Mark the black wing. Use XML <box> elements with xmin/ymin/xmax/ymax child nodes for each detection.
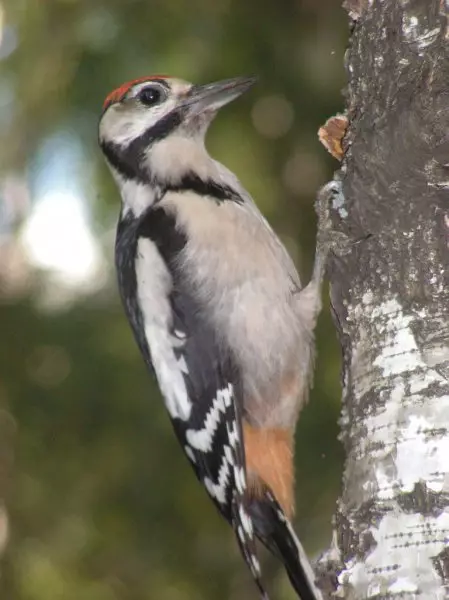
<box><xmin>116</xmin><ymin>204</ymin><xmax>268</xmax><ymax>598</ymax></box>
<box><xmin>168</xmin><ymin>287</ymin><xmax>267</xmax><ymax>598</ymax></box>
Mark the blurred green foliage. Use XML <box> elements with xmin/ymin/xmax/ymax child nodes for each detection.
<box><xmin>0</xmin><ymin>0</ymin><xmax>347</xmax><ymax>598</ymax></box>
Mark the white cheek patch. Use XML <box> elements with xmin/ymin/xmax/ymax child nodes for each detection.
<box><xmin>100</xmin><ymin>96</ymin><xmax>179</xmax><ymax>148</ymax></box>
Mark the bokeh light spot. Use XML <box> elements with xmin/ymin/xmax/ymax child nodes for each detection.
<box><xmin>251</xmin><ymin>95</ymin><xmax>294</xmax><ymax>139</ymax></box>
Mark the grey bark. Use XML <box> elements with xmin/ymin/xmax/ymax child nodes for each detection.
<box><xmin>317</xmin><ymin>1</ymin><xmax>449</xmax><ymax>598</ymax></box>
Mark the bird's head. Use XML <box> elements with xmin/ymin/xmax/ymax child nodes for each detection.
<box><xmin>99</xmin><ymin>75</ymin><xmax>256</xmax><ymax>185</ymax></box>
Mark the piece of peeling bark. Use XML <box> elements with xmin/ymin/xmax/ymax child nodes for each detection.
<box><xmin>318</xmin><ymin>114</ymin><xmax>348</xmax><ymax>162</ymax></box>
<box><xmin>316</xmin><ymin>0</ymin><xmax>449</xmax><ymax>598</ymax></box>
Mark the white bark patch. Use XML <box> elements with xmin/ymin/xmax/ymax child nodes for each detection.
<box><xmin>342</xmin><ymin>511</ymin><xmax>449</xmax><ymax>597</ymax></box>
<box><xmin>372</xmin><ymin>301</ymin><xmax>420</xmax><ymax>376</ymax></box>
<box><xmin>329</xmin><ymin>180</ymin><xmax>348</xmax><ymax>219</ymax></box>
<box><xmin>402</xmin><ymin>13</ymin><xmax>440</xmax><ymax>52</ymax></box>
<box><xmin>338</xmin><ymin>293</ymin><xmax>449</xmax><ymax>597</ymax></box>
<box><xmin>351</xmin><ymin>298</ymin><xmax>449</xmax><ymax>498</ymax></box>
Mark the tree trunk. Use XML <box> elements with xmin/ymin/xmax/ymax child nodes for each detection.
<box><xmin>319</xmin><ymin>0</ymin><xmax>449</xmax><ymax>597</ymax></box>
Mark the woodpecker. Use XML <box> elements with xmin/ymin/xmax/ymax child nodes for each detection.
<box><xmin>98</xmin><ymin>75</ymin><xmax>328</xmax><ymax>600</ymax></box>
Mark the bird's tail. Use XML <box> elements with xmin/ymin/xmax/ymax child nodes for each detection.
<box><xmin>231</xmin><ymin>497</ymin><xmax>270</xmax><ymax>600</ymax></box>
<box><xmin>247</xmin><ymin>488</ymin><xmax>323</xmax><ymax>600</ymax></box>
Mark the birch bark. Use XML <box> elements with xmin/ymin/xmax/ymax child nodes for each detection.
<box><xmin>318</xmin><ymin>1</ymin><xmax>449</xmax><ymax>597</ymax></box>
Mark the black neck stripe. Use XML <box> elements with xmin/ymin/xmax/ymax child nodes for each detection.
<box><xmin>100</xmin><ymin>109</ymin><xmax>184</xmax><ymax>182</ymax></box>
<box><xmin>165</xmin><ymin>171</ymin><xmax>244</xmax><ymax>204</ymax></box>
<box><xmin>101</xmin><ymin>109</ymin><xmax>244</xmax><ymax>205</ymax></box>
<box><xmin>137</xmin><ymin>206</ymin><xmax>187</xmax><ymax>264</ymax></box>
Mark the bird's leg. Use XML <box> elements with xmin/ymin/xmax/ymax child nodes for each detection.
<box><xmin>298</xmin><ymin>179</ymin><xmax>349</xmax><ymax>328</ymax></box>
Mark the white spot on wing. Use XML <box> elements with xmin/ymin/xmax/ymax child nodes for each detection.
<box><xmin>251</xmin><ymin>555</ymin><xmax>261</xmax><ymax>575</ymax></box>
<box><xmin>222</xmin><ymin>384</ymin><xmax>233</xmax><ymax>407</ymax></box>
<box><xmin>177</xmin><ymin>355</ymin><xmax>189</xmax><ymax>374</ymax></box>
<box><xmin>239</xmin><ymin>505</ymin><xmax>254</xmax><ymax>537</ymax></box>
<box><xmin>135</xmin><ymin>238</ymin><xmax>192</xmax><ymax>421</ymax></box>
<box><xmin>234</xmin><ymin>466</ymin><xmax>246</xmax><ymax>494</ymax></box>
<box><xmin>237</xmin><ymin>525</ymin><xmax>245</xmax><ymax>541</ymax></box>
<box><xmin>204</xmin><ymin>451</ymin><xmax>231</xmax><ymax>504</ymax></box>
<box><xmin>224</xmin><ymin>445</ymin><xmax>234</xmax><ymax>465</ymax></box>
<box><xmin>184</xmin><ymin>446</ymin><xmax>196</xmax><ymax>463</ymax></box>
<box><xmin>185</xmin><ymin>384</ymin><xmax>233</xmax><ymax>452</ymax></box>
<box><xmin>227</xmin><ymin>421</ymin><xmax>239</xmax><ymax>448</ymax></box>
<box><xmin>145</xmin><ymin>325</ymin><xmax>192</xmax><ymax>420</ymax></box>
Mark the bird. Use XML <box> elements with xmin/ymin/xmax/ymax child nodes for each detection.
<box><xmin>98</xmin><ymin>74</ymin><xmax>327</xmax><ymax>600</ymax></box>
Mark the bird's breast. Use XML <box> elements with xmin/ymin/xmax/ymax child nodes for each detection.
<box><xmin>161</xmin><ymin>192</ymin><xmax>310</xmax><ymax>426</ymax></box>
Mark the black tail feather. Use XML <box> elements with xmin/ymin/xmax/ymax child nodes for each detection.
<box><xmin>231</xmin><ymin>496</ymin><xmax>270</xmax><ymax>600</ymax></box>
<box><xmin>248</xmin><ymin>489</ymin><xmax>323</xmax><ymax>600</ymax></box>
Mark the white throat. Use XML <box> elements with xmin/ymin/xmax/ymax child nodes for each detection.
<box><xmin>145</xmin><ymin>133</ymin><xmax>219</xmax><ymax>183</ymax></box>
<box><xmin>115</xmin><ymin>133</ymin><xmax>223</xmax><ymax>218</ymax></box>
<box><xmin>117</xmin><ymin>176</ymin><xmax>159</xmax><ymax>218</ymax></box>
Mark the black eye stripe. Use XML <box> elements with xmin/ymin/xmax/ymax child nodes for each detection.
<box><xmin>100</xmin><ymin>109</ymin><xmax>184</xmax><ymax>181</ymax></box>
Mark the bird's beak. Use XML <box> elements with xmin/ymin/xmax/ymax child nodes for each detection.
<box><xmin>183</xmin><ymin>76</ymin><xmax>257</xmax><ymax>114</ymax></box>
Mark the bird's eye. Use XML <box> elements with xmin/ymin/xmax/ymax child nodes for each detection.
<box><xmin>138</xmin><ymin>86</ymin><xmax>163</xmax><ymax>107</ymax></box>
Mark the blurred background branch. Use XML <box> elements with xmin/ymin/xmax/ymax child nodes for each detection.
<box><xmin>0</xmin><ymin>1</ymin><xmax>346</xmax><ymax>598</ymax></box>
